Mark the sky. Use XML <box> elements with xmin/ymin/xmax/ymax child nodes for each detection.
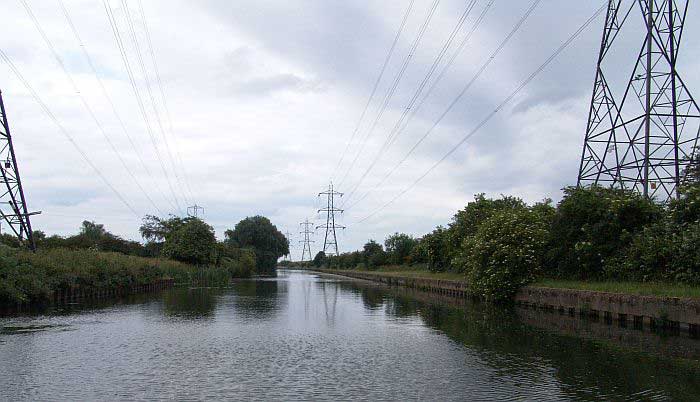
<box><xmin>1</xmin><ymin>0</ymin><xmax>699</xmax><ymax>256</ymax></box>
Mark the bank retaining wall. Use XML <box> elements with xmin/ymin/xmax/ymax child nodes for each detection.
<box><xmin>318</xmin><ymin>269</ymin><xmax>700</xmax><ymax>336</ymax></box>
<box><xmin>50</xmin><ymin>278</ymin><xmax>175</xmax><ymax>304</ymax></box>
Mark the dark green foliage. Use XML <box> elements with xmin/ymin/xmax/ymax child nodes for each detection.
<box><xmin>161</xmin><ymin>218</ymin><xmax>217</xmax><ymax>265</ymax></box>
<box><xmin>546</xmin><ymin>186</ymin><xmax>662</xmax><ymax>280</ymax></box>
<box><xmin>424</xmin><ymin>227</ymin><xmax>450</xmax><ymax>272</ymax></box>
<box><xmin>224</xmin><ymin>216</ymin><xmax>289</xmax><ymax>274</ymax></box>
<box><xmin>0</xmin><ymin>245</ymin><xmax>182</xmax><ymax>304</ymax></box>
<box><xmin>408</xmin><ymin>237</ymin><xmax>429</xmax><ymax>264</ymax></box>
<box><xmin>0</xmin><ymin>233</ymin><xmax>21</xmax><ymax>248</ymax></box>
<box><xmin>669</xmin><ymin>184</ymin><xmax>700</xmax><ymax>225</ymax></box>
<box><xmin>455</xmin><ymin>207</ymin><xmax>550</xmax><ymax>302</ymax></box>
<box><xmin>326</xmin><ymin>250</ymin><xmax>363</xmax><ymax>269</ymax></box>
<box><xmin>384</xmin><ymin>233</ymin><xmax>417</xmax><ymax>265</ymax></box>
<box><xmin>217</xmin><ymin>247</ymin><xmax>256</xmax><ymax>278</ymax></box>
<box><xmin>318</xmin><ymin>183</ymin><xmax>700</xmax><ymax>300</ymax></box>
<box><xmin>362</xmin><ymin>240</ymin><xmax>386</xmax><ymax>269</ymax></box>
<box><xmin>313</xmin><ymin>251</ymin><xmax>327</xmax><ymax>268</ymax></box>
<box><xmin>38</xmin><ymin>221</ymin><xmax>152</xmax><ymax>257</ymax></box>
<box><xmin>605</xmin><ymin>220</ymin><xmax>700</xmax><ymax>285</ymax></box>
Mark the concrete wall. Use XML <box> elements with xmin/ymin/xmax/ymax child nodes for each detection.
<box><xmin>318</xmin><ymin>269</ymin><xmax>700</xmax><ymax>336</ymax></box>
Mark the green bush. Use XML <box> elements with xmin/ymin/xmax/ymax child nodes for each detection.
<box><xmin>362</xmin><ymin>240</ymin><xmax>386</xmax><ymax>269</ymax></box>
<box><xmin>0</xmin><ymin>246</ymin><xmax>187</xmax><ymax>304</ymax></box>
<box><xmin>162</xmin><ymin>218</ymin><xmax>217</xmax><ymax>265</ymax></box>
<box><xmin>313</xmin><ymin>251</ymin><xmax>327</xmax><ymax>268</ymax></box>
<box><xmin>605</xmin><ymin>221</ymin><xmax>700</xmax><ymax>284</ymax></box>
<box><xmin>455</xmin><ymin>207</ymin><xmax>550</xmax><ymax>302</ymax></box>
<box><xmin>424</xmin><ymin>227</ymin><xmax>450</xmax><ymax>272</ymax></box>
<box><xmin>546</xmin><ymin>186</ymin><xmax>662</xmax><ymax>280</ymax></box>
<box><xmin>384</xmin><ymin>233</ymin><xmax>417</xmax><ymax>265</ymax></box>
<box><xmin>440</xmin><ymin>194</ymin><xmax>529</xmax><ymax>272</ymax></box>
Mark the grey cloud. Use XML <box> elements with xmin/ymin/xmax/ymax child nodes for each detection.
<box><xmin>228</xmin><ymin>73</ymin><xmax>323</xmax><ymax>97</ymax></box>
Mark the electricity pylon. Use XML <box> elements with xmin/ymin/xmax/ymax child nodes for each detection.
<box><xmin>317</xmin><ymin>182</ymin><xmax>345</xmax><ymax>256</ymax></box>
<box><xmin>578</xmin><ymin>0</ymin><xmax>700</xmax><ymax>201</ymax></box>
<box><xmin>0</xmin><ymin>90</ymin><xmax>38</xmax><ymax>250</ymax></box>
<box><xmin>299</xmin><ymin>219</ymin><xmax>314</xmax><ymax>262</ymax></box>
<box><xmin>187</xmin><ymin>204</ymin><xmax>204</xmax><ymax>218</ymax></box>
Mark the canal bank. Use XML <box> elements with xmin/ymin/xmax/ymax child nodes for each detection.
<box><xmin>316</xmin><ymin>269</ymin><xmax>700</xmax><ymax>337</ymax></box>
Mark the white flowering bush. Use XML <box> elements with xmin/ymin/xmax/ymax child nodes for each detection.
<box><xmin>455</xmin><ymin>208</ymin><xmax>550</xmax><ymax>302</ymax></box>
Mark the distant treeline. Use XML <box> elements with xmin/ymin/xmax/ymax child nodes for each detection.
<box><xmin>317</xmin><ymin>156</ymin><xmax>700</xmax><ymax>302</ymax></box>
<box><xmin>0</xmin><ymin>214</ymin><xmax>289</xmax><ymax>304</ymax></box>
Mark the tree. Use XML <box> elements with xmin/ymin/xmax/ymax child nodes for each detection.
<box><xmin>224</xmin><ymin>216</ymin><xmax>289</xmax><ymax>274</ymax></box>
<box><xmin>384</xmin><ymin>233</ymin><xmax>417</xmax><ymax>265</ymax></box>
<box><xmin>161</xmin><ymin>218</ymin><xmax>216</xmax><ymax>265</ymax></box>
<box><xmin>140</xmin><ymin>215</ymin><xmax>188</xmax><ymax>243</ymax></box>
<box><xmin>313</xmin><ymin>251</ymin><xmax>327</xmax><ymax>268</ymax></box>
<box><xmin>423</xmin><ymin>227</ymin><xmax>450</xmax><ymax>272</ymax></box>
<box><xmin>362</xmin><ymin>240</ymin><xmax>386</xmax><ymax>269</ymax></box>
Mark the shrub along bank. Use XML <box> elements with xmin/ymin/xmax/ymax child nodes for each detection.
<box><xmin>0</xmin><ymin>213</ymin><xmax>289</xmax><ymax>305</ymax></box>
<box><xmin>319</xmin><ymin>182</ymin><xmax>700</xmax><ymax>302</ymax></box>
<box><xmin>0</xmin><ymin>245</ymin><xmax>257</xmax><ymax>304</ymax></box>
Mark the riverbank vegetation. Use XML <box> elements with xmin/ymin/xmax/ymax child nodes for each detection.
<box><xmin>318</xmin><ymin>172</ymin><xmax>700</xmax><ymax>302</ymax></box>
<box><xmin>0</xmin><ymin>214</ymin><xmax>288</xmax><ymax>305</ymax></box>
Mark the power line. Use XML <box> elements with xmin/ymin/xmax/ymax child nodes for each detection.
<box><xmin>337</xmin><ymin>0</ymin><xmax>441</xmax><ymax>189</ymax></box>
<box><xmin>355</xmin><ymin>3</ymin><xmax>607</xmax><ymax>223</ymax></box>
<box><xmin>119</xmin><ymin>0</ymin><xmax>189</xmax><ymax>207</ymax></box>
<box><xmin>103</xmin><ymin>0</ymin><xmax>184</xmax><ymax>214</ymax></box>
<box><xmin>20</xmin><ymin>0</ymin><xmax>154</xmax><ymax>217</ymax></box>
<box><xmin>341</xmin><ymin>0</ymin><xmax>481</xmax><ymax>207</ymax></box>
<box><xmin>330</xmin><ymin>0</ymin><xmax>415</xmax><ymax>181</ymax></box>
<box><xmin>136</xmin><ymin>0</ymin><xmax>197</xmax><ymax>203</ymax></box>
<box><xmin>0</xmin><ymin>49</ymin><xmax>140</xmax><ymax>217</ymax></box>
<box><xmin>347</xmin><ymin>0</ymin><xmax>541</xmax><ymax>211</ymax></box>
<box><xmin>52</xmin><ymin>0</ymin><xmax>168</xmax><ymax>216</ymax></box>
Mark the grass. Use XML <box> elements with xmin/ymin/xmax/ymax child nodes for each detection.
<box><xmin>324</xmin><ymin>265</ymin><xmax>467</xmax><ymax>282</ymax></box>
<box><xmin>0</xmin><ymin>245</ymin><xmax>250</xmax><ymax>304</ymax></box>
<box><xmin>532</xmin><ymin>279</ymin><xmax>700</xmax><ymax>299</ymax></box>
<box><xmin>323</xmin><ymin>265</ymin><xmax>700</xmax><ymax>299</ymax></box>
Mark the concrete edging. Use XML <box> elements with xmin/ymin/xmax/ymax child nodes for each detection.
<box><xmin>317</xmin><ymin>269</ymin><xmax>700</xmax><ymax>334</ymax></box>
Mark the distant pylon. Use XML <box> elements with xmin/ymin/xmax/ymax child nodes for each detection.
<box><xmin>317</xmin><ymin>182</ymin><xmax>345</xmax><ymax>256</ymax></box>
<box><xmin>578</xmin><ymin>0</ymin><xmax>700</xmax><ymax>201</ymax></box>
<box><xmin>187</xmin><ymin>204</ymin><xmax>204</xmax><ymax>218</ymax></box>
<box><xmin>0</xmin><ymin>90</ymin><xmax>38</xmax><ymax>250</ymax></box>
<box><xmin>299</xmin><ymin>219</ymin><xmax>314</xmax><ymax>262</ymax></box>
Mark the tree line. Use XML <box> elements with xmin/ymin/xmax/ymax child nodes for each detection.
<box><xmin>317</xmin><ymin>156</ymin><xmax>700</xmax><ymax>302</ymax></box>
<box><xmin>1</xmin><ymin>214</ymin><xmax>290</xmax><ymax>276</ymax></box>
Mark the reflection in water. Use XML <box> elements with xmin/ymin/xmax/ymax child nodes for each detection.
<box><xmin>162</xmin><ymin>287</ymin><xmax>221</xmax><ymax>318</ymax></box>
<box><xmin>0</xmin><ymin>269</ymin><xmax>698</xmax><ymax>401</ymax></box>
<box><xmin>230</xmin><ymin>278</ymin><xmax>286</xmax><ymax>320</ymax></box>
<box><xmin>337</xmin><ymin>278</ymin><xmax>700</xmax><ymax>401</ymax></box>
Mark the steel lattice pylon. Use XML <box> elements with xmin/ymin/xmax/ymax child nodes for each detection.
<box><xmin>578</xmin><ymin>0</ymin><xmax>700</xmax><ymax>201</ymax></box>
<box><xmin>317</xmin><ymin>182</ymin><xmax>345</xmax><ymax>257</ymax></box>
<box><xmin>299</xmin><ymin>219</ymin><xmax>314</xmax><ymax>262</ymax></box>
<box><xmin>0</xmin><ymin>90</ymin><xmax>36</xmax><ymax>250</ymax></box>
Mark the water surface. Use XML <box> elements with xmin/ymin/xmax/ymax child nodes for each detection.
<box><xmin>1</xmin><ymin>270</ymin><xmax>698</xmax><ymax>401</ymax></box>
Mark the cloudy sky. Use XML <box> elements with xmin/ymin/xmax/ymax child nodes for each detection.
<box><xmin>1</xmin><ymin>0</ymin><xmax>699</xmax><ymax>255</ymax></box>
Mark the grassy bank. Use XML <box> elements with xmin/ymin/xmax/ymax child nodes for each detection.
<box><xmin>0</xmin><ymin>245</ymin><xmax>248</xmax><ymax>305</ymax></box>
<box><xmin>532</xmin><ymin>279</ymin><xmax>700</xmax><ymax>299</ymax></box>
<box><xmin>324</xmin><ymin>265</ymin><xmax>700</xmax><ymax>299</ymax></box>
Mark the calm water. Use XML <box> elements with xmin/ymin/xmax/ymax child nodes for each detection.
<box><xmin>1</xmin><ymin>270</ymin><xmax>699</xmax><ymax>401</ymax></box>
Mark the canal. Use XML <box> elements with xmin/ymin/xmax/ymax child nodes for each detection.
<box><xmin>1</xmin><ymin>270</ymin><xmax>699</xmax><ymax>400</ymax></box>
